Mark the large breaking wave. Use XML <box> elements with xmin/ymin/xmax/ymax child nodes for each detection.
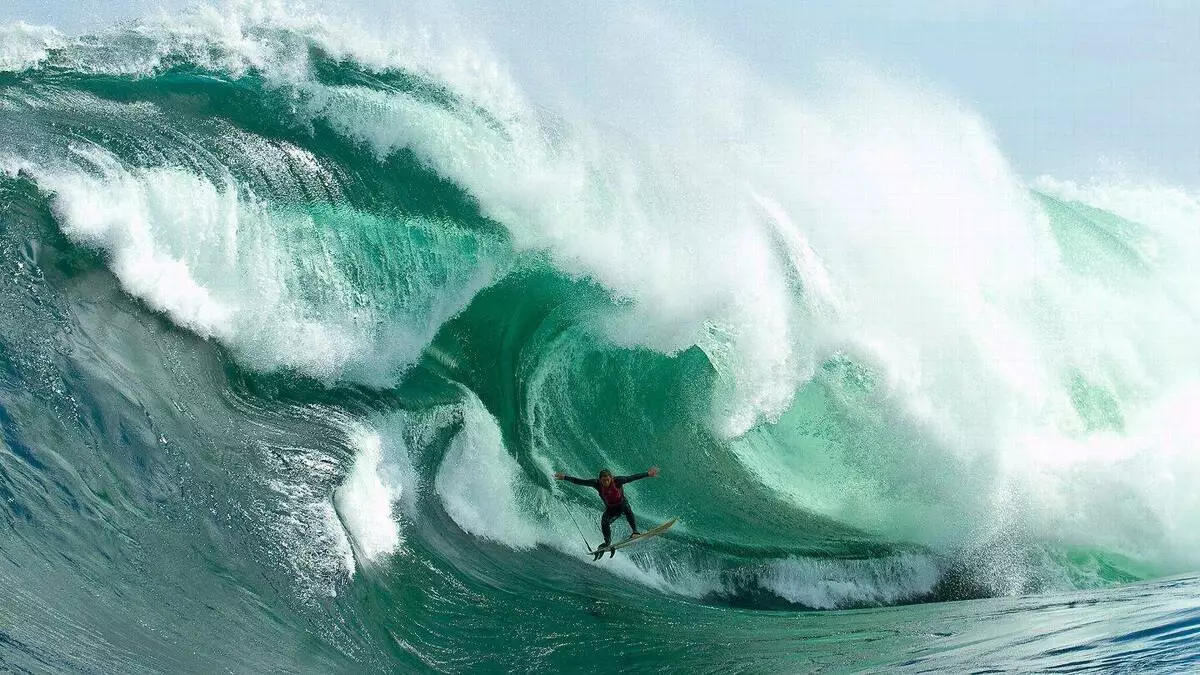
<box><xmin>2</xmin><ymin>2</ymin><xmax>1199</xmax><ymax>670</ymax></box>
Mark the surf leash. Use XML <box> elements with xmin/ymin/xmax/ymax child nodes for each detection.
<box><xmin>559</xmin><ymin>499</ymin><xmax>594</xmax><ymax>552</ymax></box>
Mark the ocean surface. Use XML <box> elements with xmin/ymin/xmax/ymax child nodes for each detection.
<box><xmin>1</xmin><ymin>4</ymin><xmax>1199</xmax><ymax>672</ymax></box>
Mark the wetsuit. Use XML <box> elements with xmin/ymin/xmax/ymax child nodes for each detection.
<box><xmin>561</xmin><ymin>472</ymin><xmax>650</xmax><ymax>546</ymax></box>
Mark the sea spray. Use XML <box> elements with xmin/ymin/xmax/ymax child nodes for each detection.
<box><xmin>0</xmin><ymin>0</ymin><xmax>1197</xmax><ymax>632</ymax></box>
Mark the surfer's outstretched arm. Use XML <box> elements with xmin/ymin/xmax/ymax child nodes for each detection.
<box><xmin>554</xmin><ymin>472</ymin><xmax>598</xmax><ymax>487</ymax></box>
<box><xmin>615</xmin><ymin>466</ymin><xmax>659</xmax><ymax>485</ymax></box>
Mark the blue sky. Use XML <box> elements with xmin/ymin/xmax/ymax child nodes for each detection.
<box><xmin>6</xmin><ymin>0</ymin><xmax>1198</xmax><ymax>186</ymax></box>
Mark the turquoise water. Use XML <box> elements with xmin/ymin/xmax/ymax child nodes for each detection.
<box><xmin>1</xmin><ymin>6</ymin><xmax>1199</xmax><ymax>672</ymax></box>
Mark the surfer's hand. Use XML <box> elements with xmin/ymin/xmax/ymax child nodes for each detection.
<box><xmin>554</xmin><ymin>472</ymin><xmax>565</xmax><ymax>480</ymax></box>
<box><xmin>648</xmin><ymin>466</ymin><xmax>659</xmax><ymax>477</ymax></box>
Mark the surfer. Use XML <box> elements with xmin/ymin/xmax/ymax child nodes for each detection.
<box><xmin>554</xmin><ymin>467</ymin><xmax>659</xmax><ymax>550</ymax></box>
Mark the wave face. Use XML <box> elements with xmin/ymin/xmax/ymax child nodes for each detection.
<box><xmin>2</xmin><ymin>4</ymin><xmax>1200</xmax><ymax>671</ymax></box>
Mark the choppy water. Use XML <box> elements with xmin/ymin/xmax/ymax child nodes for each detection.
<box><xmin>1</xmin><ymin>3</ymin><xmax>1198</xmax><ymax>672</ymax></box>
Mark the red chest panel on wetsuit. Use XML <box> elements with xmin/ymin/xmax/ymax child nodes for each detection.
<box><xmin>599</xmin><ymin>482</ymin><xmax>624</xmax><ymax>506</ymax></box>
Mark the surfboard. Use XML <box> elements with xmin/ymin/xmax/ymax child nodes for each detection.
<box><xmin>590</xmin><ymin>517</ymin><xmax>677</xmax><ymax>560</ymax></box>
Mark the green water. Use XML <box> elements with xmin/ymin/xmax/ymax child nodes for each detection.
<box><xmin>1</xmin><ymin>6</ymin><xmax>1198</xmax><ymax>672</ymax></box>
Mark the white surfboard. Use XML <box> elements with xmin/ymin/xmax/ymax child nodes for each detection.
<box><xmin>590</xmin><ymin>518</ymin><xmax>677</xmax><ymax>560</ymax></box>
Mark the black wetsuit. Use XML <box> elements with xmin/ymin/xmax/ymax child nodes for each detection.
<box><xmin>561</xmin><ymin>472</ymin><xmax>650</xmax><ymax>546</ymax></box>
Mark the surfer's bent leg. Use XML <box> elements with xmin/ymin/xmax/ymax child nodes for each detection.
<box><xmin>600</xmin><ymin>505</ymin><xmax>623</xmax><ymax>546</ymax></box>
<box><xmin>622</xmin><ymin>503</ymin><xmax>638</xmax><ymax>534</ymax></box>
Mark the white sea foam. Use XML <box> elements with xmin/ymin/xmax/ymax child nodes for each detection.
<box><xmin>333</xmin><ymin>426</ymin><xmax>405</xmax><ymax>568</ymax></box>
<box><xmin>0</xmin><ymin>22</ymin><xmax>64</xmax><ymax>72</ymax></box>
<box><xmin>759</xmin><ymin>553</ymin><xmax>942</xmax><ymax>609</ymax></box>
<box><xmin>434</xmin><ymin>394</ymin><xmax>543</xmax><ymax>549</ymax></box>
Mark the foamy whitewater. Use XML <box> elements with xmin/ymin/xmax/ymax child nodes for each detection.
<box><xmin>0</xmin><ymin>2</ymin><xmax>1197</xmax><ymax>672</ymax></box>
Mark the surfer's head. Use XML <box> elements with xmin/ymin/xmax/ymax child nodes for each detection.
<box><xmin>598</xmin><ymin>469</ymin><xmax>613</xmax><ymax>486</ymax></box>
